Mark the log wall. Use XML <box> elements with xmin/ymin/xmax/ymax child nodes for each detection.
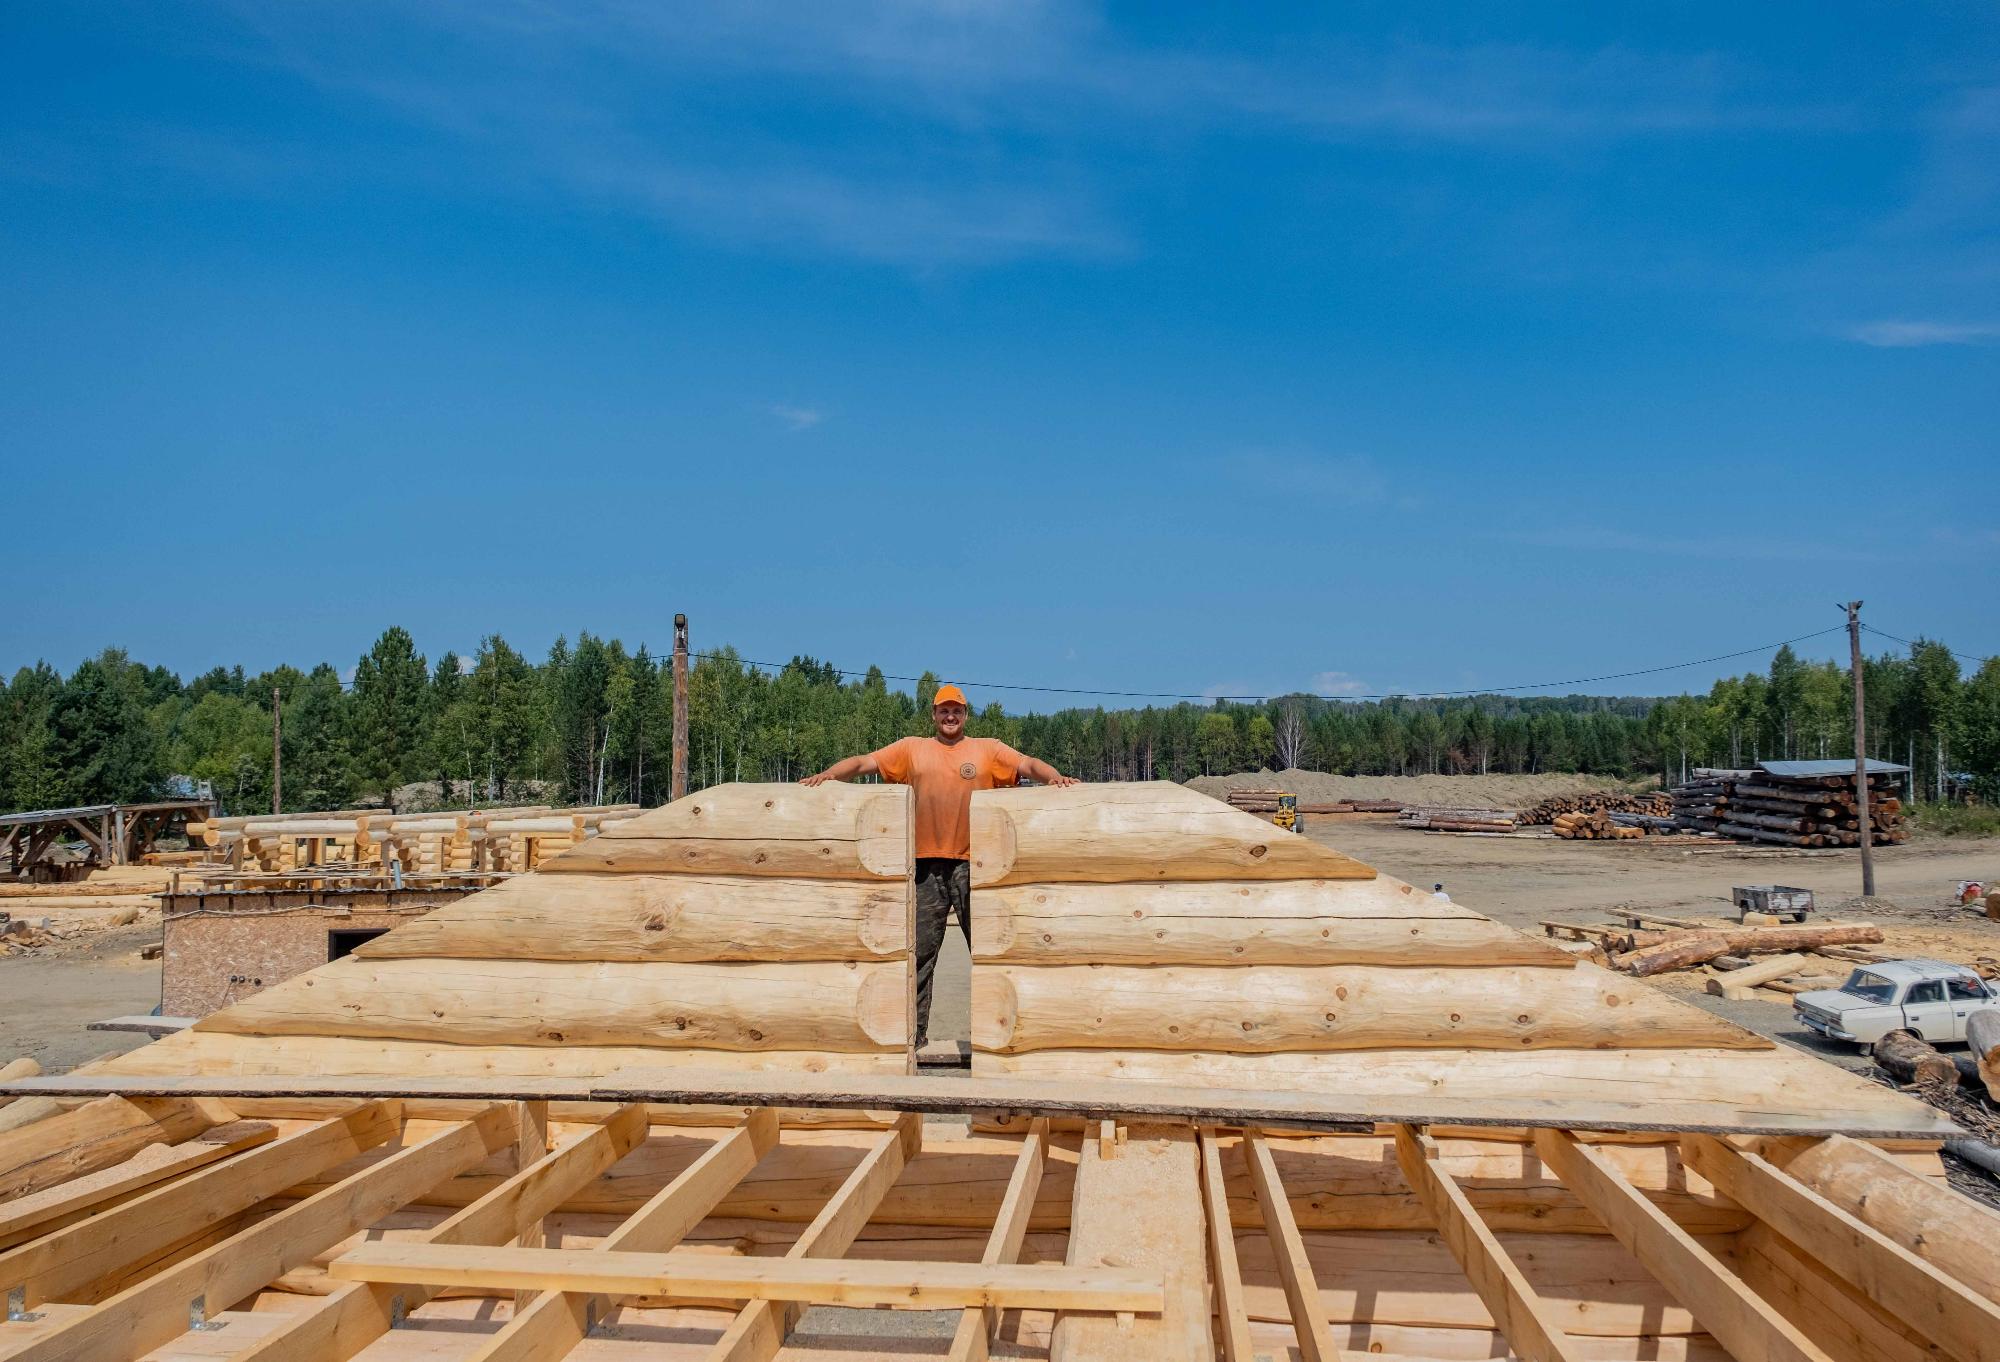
<box><xmin>95</xmin><ymin>784</ymin><xmax>918</xmax><ymax>1103</ymax></box>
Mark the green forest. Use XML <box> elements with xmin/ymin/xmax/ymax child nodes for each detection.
<box><xmin>2</xmin><ymin>628</ymin><xmax>1996</xmax><ymax>815</ymax></box>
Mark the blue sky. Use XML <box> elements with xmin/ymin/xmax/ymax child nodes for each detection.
<box><xmin>2</xmin><ymin>2</ymin><xmax>1995</xmax><ymax>705</ymax></box>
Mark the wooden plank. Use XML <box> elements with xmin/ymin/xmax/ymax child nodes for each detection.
<box><xmin>972</xmin><ymin>963</ymin><xmax>1762</xmax><ymax>1054</ymax></box>
<box><xmin>970</xmin><ymin>783</ymin><xmax>1373</xmax><ymax>887</ymax></box>
<box><xmin>1682</xmin><ymin>1133</ymin><xmax>2000</xmax><ymax>1362</ymax></box>
<box><xmin>1242</xmin><ymin>1129</ymin><xmax>1342</xmax><ymax>1362</ymax></box>
<box><xmin>0</xmin><ymin>1124</ymin><xmax>275</xmax><ymax>1253</ymax></box>
<box><xmin>0</xmin><ymin>1104</ymin><xmax>400</xmax><ymax>1307</ymax></box>
<box><xmin>328</xmin><ymin>1241</ymin><xmax>1162</xmax><ymax>1311</ymax></box>
<box><xmin>703</xmin><ymin>1113</ymin><xmax>922</xmax><ymax>1362</ymax></box>
<box><xmin>1392</xmin><ymin>1124</ymin><xmax>1583</xmax><ymax>1362</ymax></box>
<box><xmin>4</xmin><ymin>1064</ymin><xmax>1958</xmax><ymax>1138</ymax></box>
<box><xmin>1533</xmin><ymin>1128</ymin><xmax>1834</xmax><ymax>1362</ymax></box>
<box><xmin>510</xmin><ymin>1100</ymin><xmax>550</xmax><ymax>1311</ymax></box>
<box><xmin>1054</xmin><ymin>1123</ymin><xmax>1212</xmax><ymax>1361</ymax></box>
<box><xmin>946</xmin><ymin>1117</ymin><xmax>1048</xmax><ymax>1362</ymax></box>
<box><xmin>224</xmin><ymin>1104</ymin><xmax>651</xmax><ymax>1361</ymax></box>
<box><xmin>1198</xmin><ymin>1127</ymin><xmax>1255</xmax><ymax>1362</ymax></box>
<box><xmin>465</xmin><ymin>1109</ymin><xmax>780</xmax><ymax>1362</ymax></box>
<box><xmin>0</xmin><ymin>1105</ymin><xmax>513</xmax><ymax>1362</ymax></box>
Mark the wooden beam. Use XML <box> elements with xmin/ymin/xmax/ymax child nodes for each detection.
<box><xmin>465</xmin><ymin>1108</ymin><xmax>780</xmax><ymax>1362</ymax></box>
<box><xmin>0</xmin><ymin>1104</ymin><xmax>399</xmax><ymax>1307</ymax></box>
<box><xmin>1198</xmin><ymin>1127</ymin><xmax>1254</xmax><ymax>1362</ymax></box>
<box><xmin>703</xmin><ymin>1113</ymin><xmax>922</xmax><ymax>1362</ymax></box>
<box><xmin>7</xmin><ymin>1065</ymin><xmax>1953</xmax><ymax>1138</ymax></box>
<box><xmin>1533</xmin><ymin>1128</ymin><xmax>1833</xmax><ymax>1362</ymax></box>
<box><xmin>946</xmin><ymin>1117</ymin><xmax>1048</xmax><ymax>1362</ymax></box>
<box><xmin>1392</xmin><ymin>1124</ymin><xmax>1583</xmax><ymax>1362</ymax></box>
<box><xmin>1682</xmin><ymin>1133</ymin><xmax>2000</xmax><ymax>1362</ymax></box>
<box><xmin>510</xmin><ymin>1099</ymin><xmax>550</xmax><ymax>1312</ymax></box>
<box><xmin>0</xmin><ymin>1104</ymin><xmax>512</xmax><ymax>1362</ymax></box>
<box><xmin>329</xmin><ymin>1242</ymin><xmax>1163</xmax><ymax>1312</ymax></box>
<box><xmin>1242</xmin><ymin>1129</ymin><xmax>1343</xmax><ymax>1362</ymax></box>
<box><xmin>0</xmin><ymin>1097</ymin><xmax>228</xmax><ymax>1203</ymax></box>
<box><xmin>228</xmin><ymin>1104</ymin><xmax>649</xmax><ymax>1362</ymax></box>
<box><xmin>0</xmin><ymin>1123</ymin><xmax>274</xmax><ymax>1252</ymax></box>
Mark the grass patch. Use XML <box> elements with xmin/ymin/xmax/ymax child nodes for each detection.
<box><xmin>1908</xmin><ymin>802</ymin><xmax>2000</xmax><ymax>838</ymax></box>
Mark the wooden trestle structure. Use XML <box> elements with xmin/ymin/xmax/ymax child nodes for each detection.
<box><xmin>1</xmin><ymin>782</ymin><xmax>1995</xmax><ymax>1361</ymax></box>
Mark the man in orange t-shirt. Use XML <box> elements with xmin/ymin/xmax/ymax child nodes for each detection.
<box><xmin>801</xmin><ymin>684</ymin><xmax>1076</xmax><ymax>1046</ymax></box>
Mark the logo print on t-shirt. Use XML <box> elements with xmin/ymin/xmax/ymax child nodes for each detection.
<box><xmin>959</xmin><ymin>762</ymin><xmax>977</xmax><ymax>779</ymax></box>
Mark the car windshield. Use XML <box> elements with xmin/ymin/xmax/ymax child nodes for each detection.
<box><xmin>1842</xmin><ymin>970</ymin><xmax>1897</xmax><ymax>1004</ymax></box>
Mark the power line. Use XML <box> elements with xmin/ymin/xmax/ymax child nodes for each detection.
<box><xmin>1860</xmin><ymin>624</ymin><xmax>1996</xmax><ymax>670</ymax></box>
<box><xmin>692</xmin><ymin>623</ymin><xmax>1851</xmax><ymax>705</ymax></box>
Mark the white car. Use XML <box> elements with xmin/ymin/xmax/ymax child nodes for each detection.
<box><xmin>1793</xmin><ymin>959</ymin><xmax>2000</xmax><ymax>1048</ymax></box>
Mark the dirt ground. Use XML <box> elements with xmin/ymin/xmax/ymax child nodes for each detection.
<box><xmin>0</xmin><ymin>920</ymin><xmax>158</xmax><ymax>1071</ymax></box>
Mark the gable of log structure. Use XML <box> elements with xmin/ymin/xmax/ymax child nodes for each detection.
<box><xmin>83</xmin><ymin>784</ymin><xmax>917</xmax><ymax>1089</ymax></box>
<box><xmin>966</xmin><ymin>782</ymin><xmax>1946</xmax><ymax>1136</ymax></box>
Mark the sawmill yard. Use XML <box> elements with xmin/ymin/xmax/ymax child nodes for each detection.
<box><xmin>6</xmin><ymin>775</ymin><xmax>1994</xmax><ymax>1078</ymax></box>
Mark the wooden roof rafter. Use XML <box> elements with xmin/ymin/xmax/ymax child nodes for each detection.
<box><xmin>0</xmin><ymin>1081</ymin><xmax>1991</xmax><ymax>1362</ymax></box>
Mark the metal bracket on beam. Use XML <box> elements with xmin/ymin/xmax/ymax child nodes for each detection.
<box><xmin>6</xmin><ymin>1286</ymin><xmax>45</xmax><ymax>1324</ymax></box>
<box><xmin>188</xmin><ymin>1294</ymin><xmax>227</xmax><ymax>1332</ymax></box>
<box><xmin>389</xmin><ymin>1293</ymin><xmax>407</xmax><ymax>1328</ymax></box>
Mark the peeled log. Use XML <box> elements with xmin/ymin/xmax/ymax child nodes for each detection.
<box><xmin>1970</xmin><ymin>1010</ymin><xmax>2000</xmax><ymax>1101</ymax></box>
<box><xmin>970</xmin><ymin>963</ymin><xmax>1766</xmax><ymax>1054</ymax></box>
<box><xmin>971</xmin><ymin>877</ymin><xmax>1570</xmax><ymax>967</ymax></box>
<box><xmin>1782</xmin><ymin>1134</ymin><xmax>2000</xmax><ymax>1304</ymax></box>
<box><xmin>193</xmin><ymin>956</ymin><xmax>909</xmax><ymax>1051</ymax></box>
<box><xmin>1614</xmin><ymin>924</ymin><xmax>1883</xmax><ymax>976</ymax></box>
<box><xmin>357</xmin><ymin>873</ymin><xmax>909</xmax><ymax>962</ymax></box>
<box><xmin>1871</xmin><ymin>1029</ymin><xmax>1957</xmax><ymax>1088</ymax></box>
<box><xmin>969</xmin><ymin>782</ymin><xmax>1373</xmax><ymax>888</ymax></box>
<box><xmin>544</xmin><ymin>783</ymin><xmax>910</xmax><ymax>880</ymax></box>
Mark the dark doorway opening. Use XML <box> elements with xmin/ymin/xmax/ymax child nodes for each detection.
<box><xmin>327</xmin><ymin>927</ymin><xmax>390</xmax><ymax>961</ymax></box>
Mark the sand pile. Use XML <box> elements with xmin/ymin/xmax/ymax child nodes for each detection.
<box><xmin>1186</xmin><ymin>768</ymin><xmax>1655</xmax><ymax>812</ymax></box>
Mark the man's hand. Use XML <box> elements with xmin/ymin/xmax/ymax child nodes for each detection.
<box><xmin>799</xmin><ymin>771</ymin><xmax>832</xmax><ymax>787</ymax></box>
<box><xmin>1045</xmin><ymin>773</ymin><xmax>1081</xmax><ymax>788</ymax></box>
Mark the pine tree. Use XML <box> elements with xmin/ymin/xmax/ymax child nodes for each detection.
<box><xmin>351</xmin><ymin>627</ymin><xmax>429</xmax><ymax>798</ymax></box>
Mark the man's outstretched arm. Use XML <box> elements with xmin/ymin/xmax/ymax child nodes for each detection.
<box><xmin>1018</xmin><ymin>755</ymin><xmax>1079</xmax><ymax>788</ymax></box>
<box><xmin>801</xmin><ymin>752</ymin><xmax>882</xmax><ymax>787</ymax></box>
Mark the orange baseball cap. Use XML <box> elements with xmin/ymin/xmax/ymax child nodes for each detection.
<box><xmin>933</xmin><ymin>684</ymin><xmax>968</xmax><ymax>708</ymax></box>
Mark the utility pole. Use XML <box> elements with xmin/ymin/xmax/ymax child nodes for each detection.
<box><xmin>271</xmin><ymin>686</ymin><xmax>283</xmax><ymax>815</ymax></box>
<box><xmin>1843</xmin><ymin>601</ymin><xmax>1875</xmax><ymax>898</ymax></box>
<box><xmin>671</xmin><ymin>614</ymin><xmax>690</xmax><ymax>801</ymax></box>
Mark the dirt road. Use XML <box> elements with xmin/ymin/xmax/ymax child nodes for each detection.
<box><xmin>0</xmin><ymin>923</ymin><xmax>157</xmax><ymax>1071</ymax></box>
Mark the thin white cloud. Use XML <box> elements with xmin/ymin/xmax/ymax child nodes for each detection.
<box><xmin>1509</xmin><ymin>526</ymin><xmax>1886</xmax><ymax>564</ymax></box>
<box><xmin>1228</xmin><ymin>450</ymin><xmax>1396</xmax><ymax>504</ymax></box>
<box><xmin>1310</xmin><ymin>671</ymin><xmax>1370</xmax><ymax>697</ymax></box>
<box><xmin>769</xmin><ymin>404</ymin><xmax>826</xmax><ymax>432</ymax></box>
<box><xmin>1844</xmin><ymin>320</ymin><xmax>2000</xmax><ymax>348</ymax></box>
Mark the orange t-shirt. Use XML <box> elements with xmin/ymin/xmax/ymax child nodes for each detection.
<box><xmin>870</xmin><ymin>736</ymin><xmax>1025</xmax><ymax>860</ymax></box>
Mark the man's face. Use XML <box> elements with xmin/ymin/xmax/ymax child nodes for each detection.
<box><xmin>933</xmin><ymin>701</ymin><xmax>967</xmax><ymax>739</ymax></box>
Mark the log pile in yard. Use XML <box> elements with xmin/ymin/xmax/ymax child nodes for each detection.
<box><xmin>1610</xmin><ymin>922</ymin><xmax>1885</xmax><ymax>976</ymax></box>
<box><xmin>1668</xmin><ymin>766</ymin><xmax>1907</xmax><ymax>847</ymax></box>
<box><xmin>1396</xmin><ymin>805</ymin><xmax>1515</xmax><ymax>832</ymax></box>
<box><xmin>1552</xmin><ymin>810</ymin><xmax>1644</xmax><ymax>840</ymax></box>
<box><xmin>1224</xmin><ymin>789</ymin><xmax>1403</xmax><ymax>815</ymax></box>
<box><xmin>1518</xmin><ymin>790</ymin><xmax>1672</xmax><ymax>826</ymax></box>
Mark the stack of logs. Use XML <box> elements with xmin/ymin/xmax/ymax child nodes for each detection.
<box><xmin>186</xmin><ymin>805</ymin><xmax>643</xmax><ymax>875</ymax></box>
<box><xmin>1607</xmin><ymin>922</ymin><xmax>1885</xmax><ymax>976</ymax></box>
<box><xmin>1225</xmin><ymin>789</ymin><xmax>1405</xmax><ymax>816</ymax></box>
<box><xmin>1518</xmin><ymin>791</ymin><xmax>1673</xmax><ymax>826</ymax></box>
<box><xmin>1552</xmin><ymin>810</ymin><xmax>1644</xmax><ymax>840</ymax></box>
<box><xmin>1671</xmin><ymin>769</ymin><xmax>1907</xmax><ymax>847</ymax></box>
<box><xmin>1397</xmin><ymin>806</ymin><xmax>1515</xmax><ymax>833</ymax></box>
